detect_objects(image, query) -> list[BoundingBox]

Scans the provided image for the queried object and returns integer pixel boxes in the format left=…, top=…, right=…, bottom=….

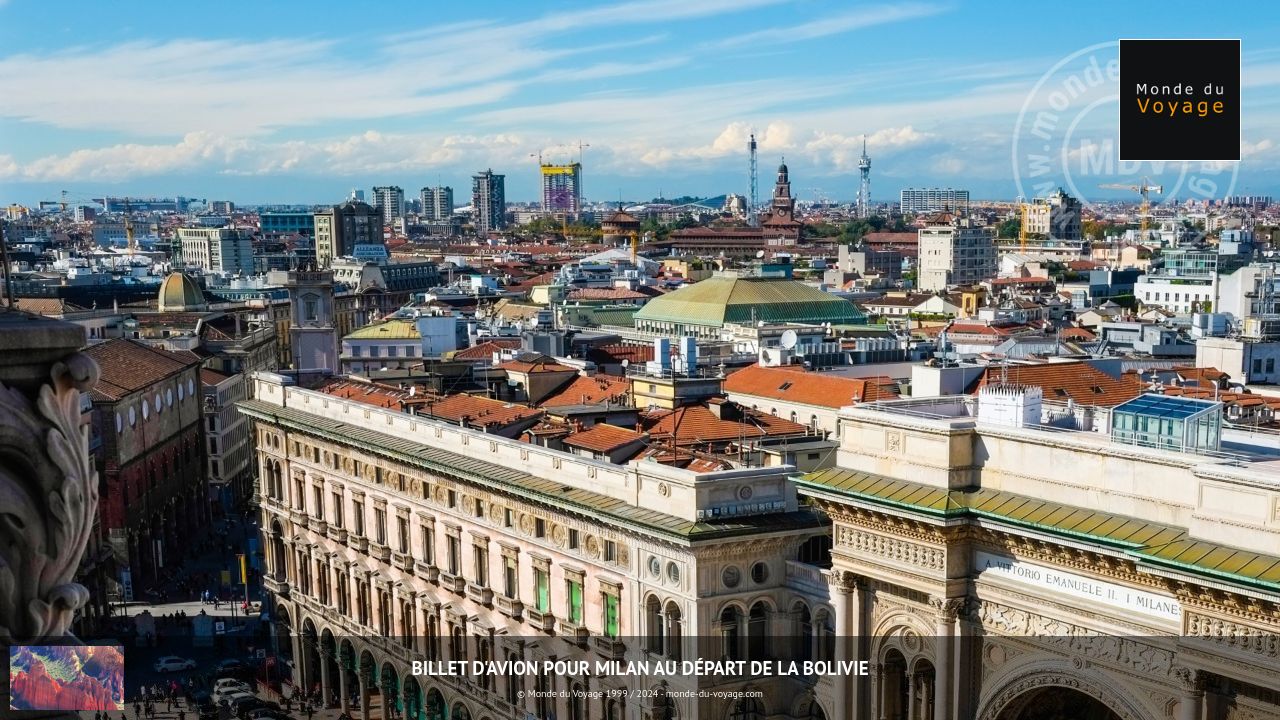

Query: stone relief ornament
left=0, top=352, right=100, bottom=642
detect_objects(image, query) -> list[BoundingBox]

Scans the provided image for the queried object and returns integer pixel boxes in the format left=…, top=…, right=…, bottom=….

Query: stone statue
left=0, top=310, right=100, bottom=642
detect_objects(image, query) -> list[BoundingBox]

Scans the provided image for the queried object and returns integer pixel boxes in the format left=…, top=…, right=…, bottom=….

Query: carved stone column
left=825, top=569, right=854, bottom=720
left=929, top=596, right=962, bottom=720
left=1175, top=667, right=1204, bottom=720
left=0, top=311, right=100, bottom=643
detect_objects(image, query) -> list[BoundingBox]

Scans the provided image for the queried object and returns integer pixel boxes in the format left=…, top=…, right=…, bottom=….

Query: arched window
left=652, top=687, right=676, bottom=720
left=790, top=411, right=798, bottom=423
left=719, top=606, right=742, bottom=661
left=748, top=602, right=769, bottom=661
left=793, top=602, right=812, bottom=664
left=664, top=601, right=683, bottom=661
left=569, top=683, right=586, bottom=720
left=646, top=596, right=664, bottom=654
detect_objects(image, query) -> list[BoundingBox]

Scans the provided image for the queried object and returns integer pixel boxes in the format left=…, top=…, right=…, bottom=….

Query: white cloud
left=711, top=3, right=948, bottom=49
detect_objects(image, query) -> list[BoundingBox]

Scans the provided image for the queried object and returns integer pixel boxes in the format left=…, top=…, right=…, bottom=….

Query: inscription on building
left=975, top=551, right=1181, bottom=622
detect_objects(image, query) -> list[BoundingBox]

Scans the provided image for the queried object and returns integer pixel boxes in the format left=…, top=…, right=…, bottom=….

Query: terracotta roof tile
left=452, top=339, right=522, bottom=361
left=83, top=338, right=201, bottom=401
left=563, top=423, right=648, bottom=453
left=497, top=356, right=576, bottom=374
left=320, top=379, right=411, bottom=409
left=539, top=374, right=633, bottom=408
left=413, top=393, right=543, bottom=428
left=723, top=364, right=899, bottom=409
left=640, top=404, right=810, bottom=445
left=968, top=361, right=1143, bottom=407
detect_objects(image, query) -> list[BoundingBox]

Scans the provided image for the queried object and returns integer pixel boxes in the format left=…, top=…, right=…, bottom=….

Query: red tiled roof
left=539, top=374, right=633, bottom=408
left=1058, top=327, right=1097, bottom=341
left=416, top=393, right=542, bottom=428
left=320, top=379, right=411, bottom=409
left=497, top=356, right=576, bottom=374
left=722, top=364, right=899, bottom=408
left=640, top=404, right=809, bottom=445
left=200, top=368, right=230, bottom=387
left=968, top=361, right=1143, bottom=407
left=452, top=339, right=522, bottom=361
left=83, top=338, right=201, bottom=401
left=585, top=343, right=655, bottom=367
left=563, top=423, right=648, bottom=453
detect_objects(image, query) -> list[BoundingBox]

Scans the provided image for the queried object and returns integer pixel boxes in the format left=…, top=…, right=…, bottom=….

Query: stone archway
left=976, top=669, right=1156, bottom=720
left=994, top=685, right=1121, bottom=720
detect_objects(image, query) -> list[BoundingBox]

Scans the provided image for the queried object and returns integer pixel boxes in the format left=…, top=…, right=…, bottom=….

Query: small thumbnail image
left=9, top=645, right=125, bottom=711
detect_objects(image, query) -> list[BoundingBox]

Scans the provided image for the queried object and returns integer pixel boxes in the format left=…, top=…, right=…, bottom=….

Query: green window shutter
left=604, top=594, right=619, bottom=638
left=536, top=570, right=550, bottom=612
left=569, top=581, right=583, bottom=624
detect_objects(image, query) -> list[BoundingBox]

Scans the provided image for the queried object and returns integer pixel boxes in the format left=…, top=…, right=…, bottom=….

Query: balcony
left=466, top=583, right=494, bottom=607
left=416, top=562, right=439, bottom=583
left=350, top=535, right=369, bottom=553
left=785, top=560, right=830, bottom=597
left=495, top=595, right=523, bottom=621
left=327, top=526, right=348, bottom=543
left=524, top=608, right=556, bottom=633
left=308, top=518, right=328, bottom=534
left=558, top=619, right=589, bottom=646
left=289, top=508, right=307, bottom=525
left=370, top=542, right=392, bottom=563
left=439, top=571, right=466, bottom=595
left=394, top=552, right=415, bottom=573
left=593, top=636, right=625, bottom=661
left=263, top=572, right=290, bottom=597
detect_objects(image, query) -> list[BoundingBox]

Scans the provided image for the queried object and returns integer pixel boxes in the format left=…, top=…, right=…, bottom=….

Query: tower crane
left=1099, top=177, right=1162, bottom=241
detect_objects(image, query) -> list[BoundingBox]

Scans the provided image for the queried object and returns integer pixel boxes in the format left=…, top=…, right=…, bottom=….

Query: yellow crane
left=1099, top=177, right=1162, bottom=241
left=1019, top=202, right=1029, bottom=252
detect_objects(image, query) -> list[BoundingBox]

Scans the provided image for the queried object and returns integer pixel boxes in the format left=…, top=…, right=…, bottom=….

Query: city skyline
left=1, top=0, right=1279, bottom=205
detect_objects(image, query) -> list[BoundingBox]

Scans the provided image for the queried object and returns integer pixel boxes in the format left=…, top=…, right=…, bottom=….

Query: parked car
left=232, top=697, right=278, bottom=720
left=154, top=656, right=197, bottom=673
left=214, top=678, right=251, bottom=693
left=214, top=688, right=255, bottom=706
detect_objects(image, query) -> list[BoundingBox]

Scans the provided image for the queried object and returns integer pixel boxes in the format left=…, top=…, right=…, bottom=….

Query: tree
left=996, top=218, right=1021, bottom=239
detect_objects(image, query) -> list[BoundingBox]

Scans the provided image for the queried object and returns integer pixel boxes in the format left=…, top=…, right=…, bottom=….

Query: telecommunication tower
left=857, top=135, right=871, bottom=218
left=748, top=133, right=759, bottom=226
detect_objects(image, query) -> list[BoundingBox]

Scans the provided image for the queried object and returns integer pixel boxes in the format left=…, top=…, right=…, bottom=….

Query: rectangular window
left=447, top=490, right=457, bottom=508
left=422, top=525, right=435, bottom=565
left=397, top=516, right=409, bottom=553
left=374, top=508, right=387, bottom=545
left=352, top=501, right=364, bottom=535
left=447, top=535, right=460, bottom=574
left=474, top=498, right=484, bottom=518
left=567, top=580, right=583, bottom=624
left=604, top=541, right=616, bottom=562
left=504, top=509, right=513, bottom=528
left=568, top=529, right=579, bottom=550
left=313, top=486, right=324, bottom=521
left=534, top=518, right=545, bottom=538
left=504, top=556, right=518, bottom=599
left=604, top=594, right=620, bottom=638
left=535, top=568, right=550, bottom=613
left=332, top=492, right=344, bottom=528
left=473, top=545, right=488, bottom=586
left=1269, top=359, right=1276, bottom=374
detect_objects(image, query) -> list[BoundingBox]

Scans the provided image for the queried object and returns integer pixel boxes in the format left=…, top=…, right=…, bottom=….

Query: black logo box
left=1119, top=39, right=1240, bottom=162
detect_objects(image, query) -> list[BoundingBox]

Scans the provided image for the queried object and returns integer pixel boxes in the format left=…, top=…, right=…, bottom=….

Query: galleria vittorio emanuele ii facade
left=244, top=373, right=1280, bottom=720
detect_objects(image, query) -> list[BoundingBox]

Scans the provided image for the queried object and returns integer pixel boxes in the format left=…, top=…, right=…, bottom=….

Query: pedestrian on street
left=307, top=704, right=315, bottom=720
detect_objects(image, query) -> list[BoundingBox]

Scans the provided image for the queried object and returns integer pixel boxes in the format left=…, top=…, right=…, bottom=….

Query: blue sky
left=1, top=0, right=1278, bottom=206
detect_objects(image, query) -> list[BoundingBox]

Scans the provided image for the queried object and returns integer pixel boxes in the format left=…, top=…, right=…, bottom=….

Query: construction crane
left=1099, top=177, right=1162, bottom=241
left=1019, top=202, right=1029, bottom=252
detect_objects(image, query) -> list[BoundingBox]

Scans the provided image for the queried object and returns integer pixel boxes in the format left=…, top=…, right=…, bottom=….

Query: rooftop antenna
left=857, top=134, right=871, bottom=219
left=748, top=132, right=759, bottom=227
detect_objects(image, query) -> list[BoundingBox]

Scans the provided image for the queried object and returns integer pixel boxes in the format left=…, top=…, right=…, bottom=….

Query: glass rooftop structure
left=1110, top=393, right=1222, bottom=454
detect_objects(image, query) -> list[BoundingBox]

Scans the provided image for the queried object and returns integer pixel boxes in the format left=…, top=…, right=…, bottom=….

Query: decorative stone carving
left=1185, top=613, right=1280, bottom=659
left=838, top=526, right=945, bottom=570
left=0, top=313, right=100, bottom=642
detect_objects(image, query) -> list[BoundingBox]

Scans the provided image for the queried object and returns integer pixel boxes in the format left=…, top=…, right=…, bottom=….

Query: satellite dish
left=756, top=250, right=766, bottom=259
left=780, top=329, right=799, bottom=350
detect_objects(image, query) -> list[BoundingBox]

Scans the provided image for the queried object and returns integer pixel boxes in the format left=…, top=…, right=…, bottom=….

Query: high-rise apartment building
left=421, top=186, right=454, bottom=221
left=540, top=163, right=581, bottom=215
left=900, top=188, right=970, bottom=214
left=176, top=226, right=254, bottom=275
left=372, top=186, right=405, bottom=226
left=917, top=214, right=997, bottom=291
left=314, top=200, right=383, bottom=267
left=472, top=169, right=506, bottom=234
left=1022, top=188, right=1082, bottom=243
